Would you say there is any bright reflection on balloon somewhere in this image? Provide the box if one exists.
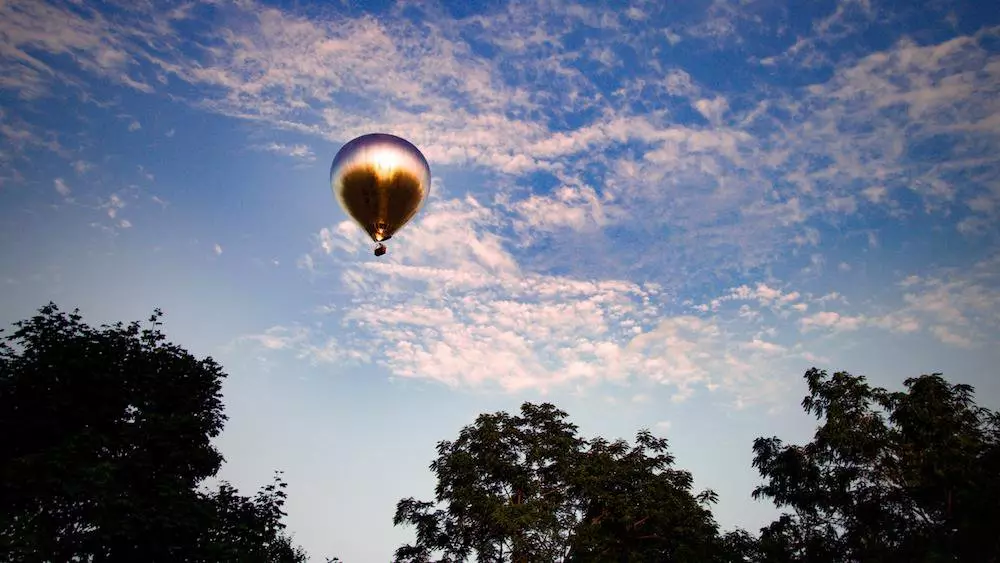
[330,133,431,257]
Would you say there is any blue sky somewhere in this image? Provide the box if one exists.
[1,0,999,560]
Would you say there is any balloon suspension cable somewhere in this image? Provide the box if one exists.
[374,243,387,257]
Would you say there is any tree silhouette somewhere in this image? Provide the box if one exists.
[0,303,307,562]
[393,402,732,562]
[751,368,1000,562]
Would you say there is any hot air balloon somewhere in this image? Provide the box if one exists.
[330,133,431,257]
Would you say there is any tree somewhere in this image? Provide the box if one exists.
[201,472,308,562]
[567,431,722,561]
[0,303,307,562]
[393,402,729,562]
[717,528,762,563]
[751,368,1000,562]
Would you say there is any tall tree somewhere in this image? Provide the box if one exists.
[566,430,722,561]
[393,402,727,562]
[0,303,307,562]
[751,368,1000,562]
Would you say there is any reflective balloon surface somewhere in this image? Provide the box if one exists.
[330,133,431,244]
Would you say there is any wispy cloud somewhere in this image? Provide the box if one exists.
[103,194,125,219]
[72,160,93,175]
[3,0,999,406]
[53,178,70,197]
[0,0,160,101]
[3,0,998,261]
[256,142,316,162]
[240,201,813,406]
[244,194,997,402]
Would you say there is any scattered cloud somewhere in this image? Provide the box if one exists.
[799,311,866,332]
[3,0,999,404]
[53,178,70,197]
[257,142,316,162]
[297,254,315,273]
[2,0,998,266]
[103,194,125,219]
[243,201,814,406]
[72,160,93,175]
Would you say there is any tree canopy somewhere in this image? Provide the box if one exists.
[751,368,1000,562]
[395,370,1000,562]
[392,402,731,562]
[0,303,307,562]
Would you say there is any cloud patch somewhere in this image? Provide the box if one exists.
[53,178,70,197]
[257,142,316,162]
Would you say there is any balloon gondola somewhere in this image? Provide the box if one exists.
[330,133,431,257]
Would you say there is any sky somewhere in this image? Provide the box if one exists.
[1,0,999,560]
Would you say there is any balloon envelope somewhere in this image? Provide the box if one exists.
[330,133,431,244]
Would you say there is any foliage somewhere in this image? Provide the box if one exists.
[0,303,306,562]
[751,368,1000,562]
[393,402,728,562]
[202,473,309,562]
[717,528,762,563]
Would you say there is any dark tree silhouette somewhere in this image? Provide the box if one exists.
[393,402,736,562]
[751,368,1000,563]
[0,303,307,562]
[717,528,762,563]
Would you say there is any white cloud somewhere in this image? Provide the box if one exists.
[743,338,786,355]
[103,194,124,218]
[240,198,816,406]
[930,325,974,348]
[241,216,997,407]
[297,254,315,272]
[240,325,310,351]
[799,311,866,332]
[72,160,93,175]
[3,0,996,277]
[889,259,1000,346]
[509,184,610,234]
[694,96,729,125]
[214,243,223,256]
[258,142,316,162]
[780,26,1000,230]
[53,178,70,197]
[0,0,159,100]
[862,185,887,203]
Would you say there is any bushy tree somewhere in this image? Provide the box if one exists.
[393,402,729,562]
[751,368,1000,562]
[0,303,307,562]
